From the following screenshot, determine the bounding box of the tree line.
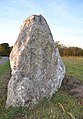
[0,42,83,57]
[55,41,83,57]
[0,43,12,56]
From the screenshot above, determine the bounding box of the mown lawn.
[0,61,10,77]
[0,58,83,119]
[62,57,83,81]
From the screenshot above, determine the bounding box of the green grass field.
[0,57,83,119]
[0,61,10,77]
[62,57,83,81]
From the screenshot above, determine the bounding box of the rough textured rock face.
[6,15,65,107]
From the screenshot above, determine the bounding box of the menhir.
[6,15,65,107]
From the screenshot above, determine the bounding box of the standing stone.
[6,15,65,107]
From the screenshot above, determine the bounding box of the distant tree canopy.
[55,41,83,57]
[0,43,13,56]
[0,42,83,57]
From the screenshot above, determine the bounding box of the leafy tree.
[0,43,12,56]
[55,41,83,57]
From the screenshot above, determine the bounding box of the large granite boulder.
[6,15,65,107]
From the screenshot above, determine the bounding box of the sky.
[0,0,83,48]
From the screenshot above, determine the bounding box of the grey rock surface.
[6,15,65,107]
